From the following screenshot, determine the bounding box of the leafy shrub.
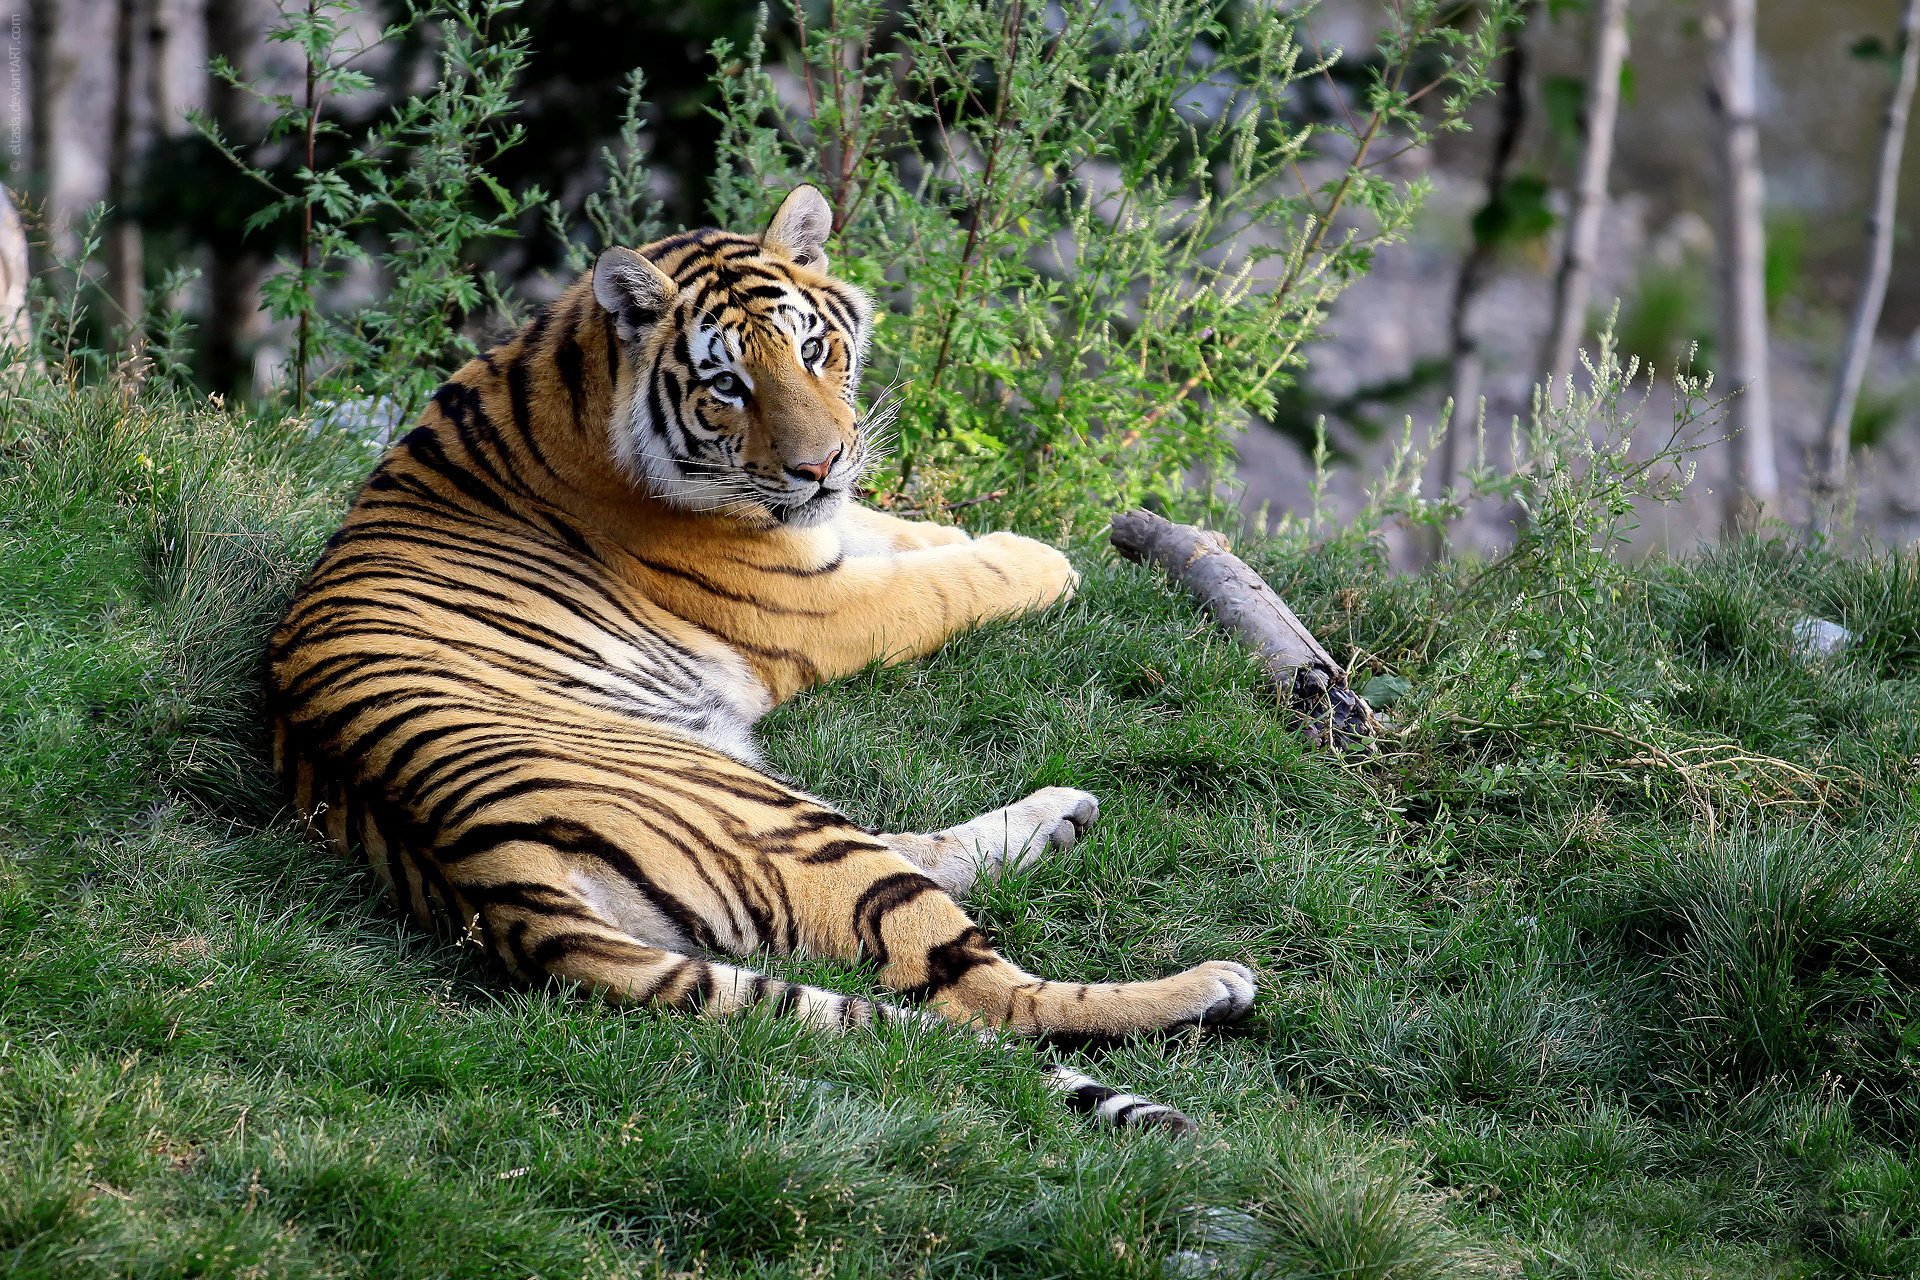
[194,0,547,420]
[706,0,1520,529]
[194,0,1523,529]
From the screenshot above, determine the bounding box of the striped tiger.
[265,185,1256,1132]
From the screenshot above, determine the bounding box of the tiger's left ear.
[593,246,678,342]
[761,185,833,271]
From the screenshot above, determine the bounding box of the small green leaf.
[1471,173,1556,249]
[478,172,513,212]
[1361,675,1412,709]
[1543,74,1585,147]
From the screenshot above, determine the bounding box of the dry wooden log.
[1108,509,1380,747]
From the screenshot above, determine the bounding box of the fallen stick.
[1108,509,1380,748]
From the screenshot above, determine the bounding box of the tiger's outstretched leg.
[475,878,1198,1131]
[880,787,1101,895]
[777,837,1256,1038]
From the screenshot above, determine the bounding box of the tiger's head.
[591,185,877,529]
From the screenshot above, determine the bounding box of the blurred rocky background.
[1244,0,1920,563]
[3,0,1916,556]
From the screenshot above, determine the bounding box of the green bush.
[707,0,1519,529]
[194,0,548,420]
[195,0,1519,530]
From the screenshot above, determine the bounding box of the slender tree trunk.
[24,0,53,181]
[142,0,183,322]
[1810,0,1920,537]
[107,0,145,341]
[1541,0,1629,404]
[25,0,59,270]
[1424,10,1532,562]
[1706,0,1777,535]
[201,0,262,395]
[146,0,171,129]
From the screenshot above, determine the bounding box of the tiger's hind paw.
[1003,786,1100,865]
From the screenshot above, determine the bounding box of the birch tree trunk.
[0,185,34,364]
[1541,0,1629,405]
[1706,0,1778,535]
[1809,0,1920,537]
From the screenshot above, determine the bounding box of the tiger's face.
[593,186,876,529]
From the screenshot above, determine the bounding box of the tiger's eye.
[801,336,824,364]
[711,372,744,398]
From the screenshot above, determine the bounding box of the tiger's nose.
[786,446,842,484]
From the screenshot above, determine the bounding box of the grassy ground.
[5,382,1920,1279]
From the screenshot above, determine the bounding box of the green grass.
[5,382,1920,1278]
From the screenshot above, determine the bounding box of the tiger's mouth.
[768,485,848,527]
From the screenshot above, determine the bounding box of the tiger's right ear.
[593,247,677,341]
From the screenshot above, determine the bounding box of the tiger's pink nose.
[787,447,842,483]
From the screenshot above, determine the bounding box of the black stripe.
[438,817,718,949]
[1064,1082,1121,1115]
[556,332,587,432]
[795,837,876,866]
[908,927,996,998]
[851,872,939,966]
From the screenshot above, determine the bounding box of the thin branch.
[1430,8,1534,559]
[1110,509,1381,748]
[921,1,1026,400]
[296,0,319,415]
[1130,4,1509,439]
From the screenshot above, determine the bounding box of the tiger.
[265,184,1257,1132]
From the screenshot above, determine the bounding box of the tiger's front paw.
[902,522,972,551]
[976,531,1079,610]
[1165,961,1258,1029]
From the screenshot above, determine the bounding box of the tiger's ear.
[593,247,677,341]
[761,184,833,270]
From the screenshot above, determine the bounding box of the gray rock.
[312,396,409,449]
[1160,1249,1219,1279]
[1792,617,1854,659]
